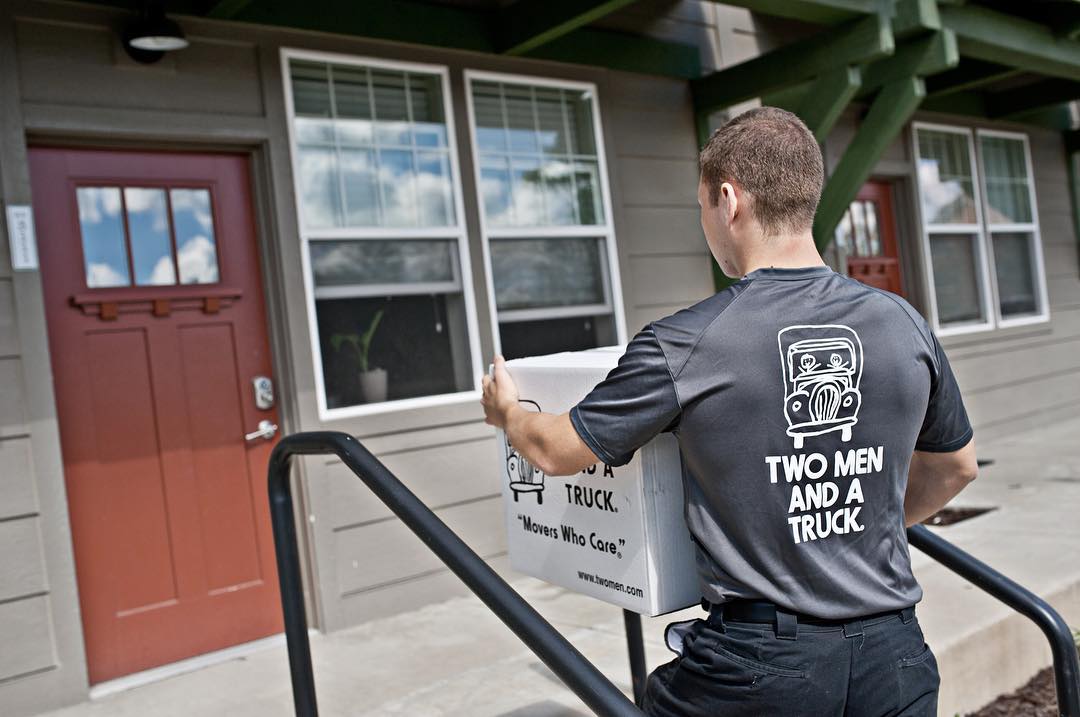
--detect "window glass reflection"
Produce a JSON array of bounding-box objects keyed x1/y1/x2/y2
[
  {"x1": 470, "y1": 80, "x2": 604, "y2": 228},
  {"x1": 310, "y1": 239, "x2": 456, "y2": 287},
  {"x1": 980, "y1": 135, "x2": 1032, "y2": 224},
  {"x1": 125, "y1": 188, "x2": 175, "y2": 286},
  {"x1": 490, "y1": 237, "x2": 606, "y2": 311},
  {"x1": 170, "y1": 189, "x2": 220, "y2": 284},
  {"x1": 992, "y1": 232, "x2": 1038, "y2": 317},
  {"x1": 929, "y1": 233, "x2": 985, "y2": 325},
  {"x1": 76, "y1": 187, "x2": 130, "y2": 288},
  {"x1": 917, "y1": 129, "x2": 979, "y2": 225},
  {"x1": 288, "y1": 60, "x2": 456, "y2": 230}
]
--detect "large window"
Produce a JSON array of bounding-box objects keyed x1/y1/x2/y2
[
  {"x1": 465, "y1": 71, "x2": 625, "y2": 360},
  {"x1": 283, "y1": 51, "x2": 481, "y2": 417},
  {"x1": 913, "y1": 124, "x2": 1048, "y2": 335}
]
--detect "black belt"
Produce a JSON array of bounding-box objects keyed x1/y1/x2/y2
[{"x1": 705, "y1": 598, "x2": 915, "y2": 628}]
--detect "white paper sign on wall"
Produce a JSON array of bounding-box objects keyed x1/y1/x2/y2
[{"x1": 6, "y1": 205, "x2": 39, "y2": 271}]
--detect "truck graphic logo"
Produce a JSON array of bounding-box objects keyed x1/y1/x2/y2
[
  {"x1": 778, "y1": 325, "x2": 863, "y2": 449},
  {"x1": 505, "y1": 399, "x2": 545, "y2": 504}
]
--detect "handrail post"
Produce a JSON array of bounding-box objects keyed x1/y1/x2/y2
[
  {"x1": 268, "y1": 444, "x2": 319, "y2": 717},
  {"x1": 907, "y1": 525, "x2": 1080, "y2": 716},
  {"x1": 623, "y1": 610, "x2": 647, "y2": 706},
  {"x1": 268, "y1": 432, "x2": 643, "y2": 717}
]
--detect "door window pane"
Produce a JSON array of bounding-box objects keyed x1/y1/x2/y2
[
  {"x1": 287, "y1": 59, "x2": 456, "y2": 230},
  {"x1": 980, "y1": 135, "x2": 1032, "y2": 224},
  {"x1": 76, "y1": 187, "x2": 130, "y2": 288},
  {"x1": 170, "y1": 189, "x2": 220, "y2": 284},
  {"x1": 125, "y1": 188, "x2": 175, "y2": 286},
  {"x1": 470, "y1": 79, "x2": 604, "y2": 227},
  {"x1": 916, "y1": 129, "x2": 979, "y2": 225},
  {"x1": 490, "y1": 237, "x2": 607, "y2": 311},
  {"x1": 992, "y1": 232, "x2": 1038, "y2": 317},
  {"x1": 929, "y1": 233, "x2": 985, "y2": 325}
]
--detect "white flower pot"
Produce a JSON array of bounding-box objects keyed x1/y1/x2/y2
[{"x1": 359, "y1": 368, "x2": 388, "y2": 404}]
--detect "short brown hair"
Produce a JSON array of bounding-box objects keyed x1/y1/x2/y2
[{"x1": 698, "y1": 107, "x2": 824, "y2": 236}]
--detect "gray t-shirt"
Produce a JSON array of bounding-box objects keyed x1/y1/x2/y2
[{"x1": 569, "y1": 265, "x2": 972, "y2": 619}]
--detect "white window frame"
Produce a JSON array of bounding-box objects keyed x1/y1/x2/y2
[
  {"x1": 974, "y1": 128, "x2": 1050, "y2": 329},
  {"x1": 281, "y1": 48, "x2": 484, "y2": 420},
  {"x1": 911, "y1": 121, "x2": 1049, "y2": 336},
  {"x1": 463, "y1": 69, "x2": 628, "y2": 355}
]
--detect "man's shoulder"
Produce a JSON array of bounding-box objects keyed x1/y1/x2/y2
[
  {"x1": 839, "y1": 276, "x2": 935, "y2": 346},
  {"x1": 649, "y1": 279, "x2": 753, "y2": 377}
]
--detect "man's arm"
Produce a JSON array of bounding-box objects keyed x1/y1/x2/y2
[
  {"x1": 903, "y1": 437, "x2": 978, "y2": 527},
  {"x1": 481, "y1": 355, "x2": 600, "y2": 476}
]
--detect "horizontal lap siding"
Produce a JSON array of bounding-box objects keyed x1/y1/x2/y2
[{"x1": 607, "y1": 74, "x2": 715, "y2": 332}]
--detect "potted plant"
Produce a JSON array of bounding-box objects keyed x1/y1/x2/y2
[{"x1": 331, "y1": 309, "x2": 386, "y2": 404}]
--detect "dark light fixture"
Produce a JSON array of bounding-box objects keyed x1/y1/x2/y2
[{"x1": 124, "y1": 0, "x2": 189, "y2": 64}]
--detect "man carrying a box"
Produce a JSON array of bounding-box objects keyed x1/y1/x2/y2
[{"x1": 481, "y1": 107, "x2": 977, "y2": 716}]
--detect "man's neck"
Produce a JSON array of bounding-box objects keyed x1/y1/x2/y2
[{"x1": 738, "y1": 232, "x2": 825, "y2": 276}]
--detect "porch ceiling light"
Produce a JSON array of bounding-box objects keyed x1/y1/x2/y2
[{"x1": 124, "y1": 2, "x2": 188, "y2": 62}]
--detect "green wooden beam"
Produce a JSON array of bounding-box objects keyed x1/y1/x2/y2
[
  {"x1": 920, "y1": 90, "x2": 987, "y2": 116},
  {"x1": 713, "y1": 0, "x2": 878, "y2": 25},
  {"x1": 498, "y1": 0, "x2": 640, "y2": 56},
  {"x1": 768, "y1": 30, "x2": 953, "y2": 129},
  {"x1": 526, "y1": 28, "x2": 700, "y2": 79},
  {"x1": 691, "y1": 13, "x2": 893, "y2": 114},
  {"x1": 924, "y1": 60, "x2": 1018, "y2": 97},
  {"x1": 985, "y1": 78, "x2": 1080, "y2": 118},
  {"x1": 891, "y1": 0, "x2": 941, "y2": 37},
  {"x1": 231, "y1": 0, "x2": 699, "y2": 78},
  {"x1": 813, "y1": 76, "x2": 926, "y2": 250},
  {"x1": 858, "y1": 30, "x2": 958, "y2": 97},
  {"x1": 940, "y1": 4, "x2": 1080, "y2": 82},
  {"x1": 796, "y1": 66, "x2": 863, "y2": 140},
  {"x1": 205, "y1": 0, "x2": 254, "y2": 19},
  {"x1": 716, "y1": 0, "x2": 936, "y2": 36}
]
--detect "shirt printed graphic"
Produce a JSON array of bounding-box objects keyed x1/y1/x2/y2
[{"x1": 778, "y1": 325, "x2": 863, "y2": 449}]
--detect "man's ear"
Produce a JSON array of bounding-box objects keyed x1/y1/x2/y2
[{"x1": 720, "y1": 181, "x2": 739, "y2": 224}]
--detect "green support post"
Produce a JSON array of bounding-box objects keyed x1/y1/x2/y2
[
  {"x1": 813, "y1": 77, "x2": 926, "y2": 251},
  {"x1": 795, "y1": 66, "x2": 863, "y2": 141}
]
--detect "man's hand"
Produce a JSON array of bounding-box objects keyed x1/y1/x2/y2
[
  {"x1": 479, "y1": 354, "x2": 600, "y2": 476},
  {"x1": 481, "y1": 355, "x2": 519, "y2": 430}
]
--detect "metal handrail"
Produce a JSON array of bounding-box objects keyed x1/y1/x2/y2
[
  {"x1": 267, "y1": 431, "x2": 644, "y2": 717},
  {"x1": 906, "y1": 524, "x2": 1080, "y2": 716},
  {"x1": 268, "y1": 431, "x2": 1080, "y2": 717}
]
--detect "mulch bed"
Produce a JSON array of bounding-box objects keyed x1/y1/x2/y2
[{"x1": 967, "y1": 667, "x2": 1058, "y2": 716}]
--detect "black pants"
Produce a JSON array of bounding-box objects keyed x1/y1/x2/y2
[{"x1": 641, "y1": 606, "x2": 940, "y2": 716}]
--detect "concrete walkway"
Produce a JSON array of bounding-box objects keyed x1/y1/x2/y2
[{"x1": 39, "y1": 418, "x2": 1080, "y2": 717}]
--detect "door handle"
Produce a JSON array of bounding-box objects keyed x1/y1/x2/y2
[{"x1": 245, "y1": 420, "x2": 278, "y2": 442}]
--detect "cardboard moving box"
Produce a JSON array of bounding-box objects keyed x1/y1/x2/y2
[{"x1": 495, "y1": 347, "x2": 700, "y2": 616}]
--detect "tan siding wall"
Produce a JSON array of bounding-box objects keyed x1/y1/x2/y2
[{"x1": 0, "y1": 6, "x2": 91, "y2": 715}]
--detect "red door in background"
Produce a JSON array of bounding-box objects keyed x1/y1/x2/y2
[
  {"x1": 838, "y1": 181, "x2": 904, "y2": 296},
  {"x1": 30, "y1": 147, "x2": 283, "y2": 683}
]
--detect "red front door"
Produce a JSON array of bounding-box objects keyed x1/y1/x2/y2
[
  {"x1": 30, "y1": 147, "x2": 283, "y2": 684},
  {"x1": 840, "y1": 180, "x2": 904, "y2": 296}
]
